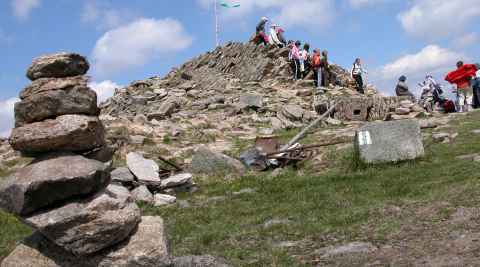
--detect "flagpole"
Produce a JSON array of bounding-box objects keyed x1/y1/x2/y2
[{"x1": 214, "y1": 0, "x2": 219, "y2": 47}]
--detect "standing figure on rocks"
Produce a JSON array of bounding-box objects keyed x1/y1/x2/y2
[
  {"x1": 445, "y1": 61, "x2": 478, "y2": 112},
  {"x1": 395, "y1": 75, "x2": 415, "y2": 99},
  {"x1": 254, "y1": 17, "x2": 269, "y2": 46},
  {"x1": 320, "y1": 50, "x2": 330, "y2": 87},
  {"x1": 289, "y1": 40, "x2": 302, "y2": 80},
  {"x1": 351, "y1": 58, "x2": 367, "y2": 94},
  {"x1": 300, "y1": 43, "x2": 311, "y2": 79},
  {"x1": 312, "y1": 49, "x2": 322, "y2": 90},
  {"x1": 470, "y1": 63, "x2": 480, "y2": 108},
  {"x1": 269, "y1": 24, "x2": 286, "y2": 48}
]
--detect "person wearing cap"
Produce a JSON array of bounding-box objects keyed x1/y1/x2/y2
[
  {"x1": 290, "y1": 40, "x2": 302, "y2": 80},
  {"x1": 255, "y1": 17, "x2": 269, "y2": 46},
  {"x1": 395, "y1": 75, "x2": 415, "y2": 99}
]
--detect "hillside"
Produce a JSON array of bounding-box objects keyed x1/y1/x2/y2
[{"x1": 1, "y1": 43, "x2": 478, "y2": 266}]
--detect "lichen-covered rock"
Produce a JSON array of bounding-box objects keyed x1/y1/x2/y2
[
  {"x1": 0, "y1": 153, "x2": 109, "y2": 215},
  {"x1": 23, "y1": 184, "x2": 140, "y2": 256},
  {"x1": 15, "y1": 77, "x2": 98, "y2": 126},
  {"x1": 9, "y1": 114, "x2": 105, "y2": 154},
  {"x1": 190, "y1": 146, "x2": 246, "y2": 177},
  {"x1": 173, "y1": 255, "x2": 233, "y2": 267},
  {"x1": 26, "y1": 52, "x2": 89, "y2": 81}
]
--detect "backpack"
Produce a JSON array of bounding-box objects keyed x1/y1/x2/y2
[
  {"x1": 444, "y1": 100, "x2": 456, "y2": 113},
  {"x1": 312, "y1": 54, "x2": 321, "y2": 67}
]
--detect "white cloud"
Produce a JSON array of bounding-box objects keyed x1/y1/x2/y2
[
  {"x1": 12, "y1": 0, "x2": 40, "y2": 20},
  {"x1": 373, "y1": 45, "x2": 464, "y2": 96},
  {"x1": 379, "y1": 45, "x2": 463, "y2": 80},
  {"x1": 92, "y1": 18, "x2": 193, "y2": 76},
  {"x1": 398, "y1": 0, "x2": 480, "y2": 40},
  {"x1": 197, "y1": 0, "x2": 336, "y2": 29},
  {"x1": 453, "y1": 32, "x2": 479, "y2": 49},
  {"x1": 81, "y1": 0, "x2": 136, "y2": 31},
  {"x1": 89, "y1": 80, "x2": 120, "y2": 103},
  {"x1": 0, "y1": 97, "x2": 19, "y2": 138}
]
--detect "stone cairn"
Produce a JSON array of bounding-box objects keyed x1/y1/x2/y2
[{"x1": 0, "y1": 53, "x2": 171, "y2": 266}]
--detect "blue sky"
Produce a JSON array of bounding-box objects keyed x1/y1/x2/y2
[{"x1": 0, "y1": 0, "x2": 479, "y2": 135}]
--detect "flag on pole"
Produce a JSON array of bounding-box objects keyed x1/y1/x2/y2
[{"x1": 220, "y1": 1, "x2": 240, "y2": 8}]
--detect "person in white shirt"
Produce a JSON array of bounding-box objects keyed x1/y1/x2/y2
[{"x1": 351, "y1": 58, "x2": 367, "y2": 94}]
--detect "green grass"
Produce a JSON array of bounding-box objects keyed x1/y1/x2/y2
[{"x1": 3, "y1": 112, "x2": 480, "y2": 265}]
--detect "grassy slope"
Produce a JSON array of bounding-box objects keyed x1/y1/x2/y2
[{"x1": 2, "y1": 112, "x2": 480, "y2": 265}]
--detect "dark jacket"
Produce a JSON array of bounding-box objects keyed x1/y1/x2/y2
[
  {"x1": 256, "y1": 21, "x2": 267, "y2": 34},
  {"x1": 277, "y1": 31, "x2": 286, "y2": 45},
  {"x1": 396, "y1": 81, "x2": 414, "y2": 97}
]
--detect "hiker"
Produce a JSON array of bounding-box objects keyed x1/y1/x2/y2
[
  {"x1": 312, "y1": 49, "x2": 322, "y2": 89},
  {"x1": 300, "y1": 43, "x2": 311, "y2": 78},
  {"x1": 269, "y1": 24, "x2": 286, "y2": 48},
  {"x1": 395, "y1": 75, "x2": 415, "y2": 99},
  {"x1": 471, "y1": 63, "x2": 480, "y2": 108},
  {"x1": 351, "y1": 58, "x2": 367, "y2": 94},
  {"x1": 254, "y1": 17, "x2": 269, "y2": 46},
  {"x1": 289, "y1": 41, "x2": 302, "y2": 80},
  {"x1": 419, "y1": 75, "x2": 442, "y2": 112},
  {"x1": 445, "y1": 61, "x2": 478, "y2": 112},
  {"x1": 320, "y1": 50, "x2": 330, "y2": 87}
]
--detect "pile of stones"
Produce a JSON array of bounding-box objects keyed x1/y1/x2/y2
[
  {"x1": 0, "y1": 53, "x2": 171, "y2": 266},
  {"x1": 111, "y1": 151, "x2": 197, "y2": 206}
]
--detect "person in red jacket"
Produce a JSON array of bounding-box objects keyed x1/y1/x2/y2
[{"x1": 445, "y1": 61, "x2": 478, "y2": 112}]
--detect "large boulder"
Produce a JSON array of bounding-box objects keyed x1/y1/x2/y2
[
  {"x1": 15, "y1": 78, "x2": 98, "y2": 126},
  {"x1": 190, "y1": 146, "x2": 246, "y2": 177},
  {"x1": 9, "y1": 114, "x2": 105, "y2": 154},
  {"x1": 126, "y1": 152, "x2": 160, "y2": 183},
  {"x1": 355, "y1": 120, "x2": 425, "y2": 164},
  {"x1": 238, "y1": 94, "x2": 263, "y2": 110},
  {"x1": 0, "y1": 154, "x2": 109, "y2": 216},
  {"x1": 26, "y1": 52, "x2": 90, "y2": 81},
  {"x1": 23, "y1": 184, "x2": 140, "y2": 256},
  {"x1": 20, "y1": 75, "x2": 88, "y2": 99},
  {"x1": 1, "y1": 217, "x2": 171, "y2": 267}
]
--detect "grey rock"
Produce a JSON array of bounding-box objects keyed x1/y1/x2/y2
[
  {"x1": 238, "y1": 94, "x2": 263, "y2": 109},
  {"x1": 15, "y1": 83, "x2": 98, "y2": 126},
  {"x1": 126, "y1": 152, "x2": 160, "y2": 183},
  {"x1": 1, "y1": 216, "x2": 171, "y2": 267},
  {"x1": 263, "y1": 219, "x2": 291, "y2": 228},
  {"x1": 355, "y1": 120, "x2": 424, "y2": 164},
  {"x1": 147, "y1": 99, "x2": 178, "y2": 120},
  {"x1": 432, "y1": 132, "x2": 451, "y2": 143},
  {"x1": 317, "y1": 242, "x2": 377, "y2": 258},
  {"x1": 111, "y1": 167, "x2": 135, "y2": 183},
  {"x1": 395, "y1": 107, "x2": 411, "y2": 115},
  {"x1": 190, "y1": 146, "x2": 246, "y2": 177},
  {"x1": 154, "y1": 88, "x2": 168, "y2": 98},
  {"x1": 232, "y1": 188, "x2": 255, "y2": 196},
  {"x1": 130, "y1": 135, "x2": 146, "y2": 145},
  {"x1": 24, "y1": 184, "x2": 140, "y2": 256},
  {"x1": 9, "y1": 115, "x2": 105, "y2": 154},
  {"x1": 0, "y1": 153, "x2": 109, "y2": 216},
  {"x1": 173, "y1": 255, "x2": 232, "y2": 267},
  {"x1": 83, "y1": 145, "x2": 115, "y2": 163},
  {"x1": 131, "y1": 185, "x2": 154, "y2": 204},
  {"x1": 161, "y1": 173, "x2": 193, "y2": 189},
  {"x1": 281, "y1": 105, "x2": 305, "y2": 121},
  {"x1": 26, "y1": 52, "x2": 90, "y2": 81},
  {"x1": 20, "y1": 75, "x2": 87, "y2": 99},
  {"x1": 154, "y1": 194, "x2": 176, "y2": 206}
]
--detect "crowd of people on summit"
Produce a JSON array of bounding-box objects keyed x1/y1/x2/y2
[{"x1": 253, "y1": 17, "x2": 480, "y2": 114}]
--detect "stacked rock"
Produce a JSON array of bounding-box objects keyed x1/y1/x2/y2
[{"x1": 0, "y1": 53, "x2": 171, "y2": 266}]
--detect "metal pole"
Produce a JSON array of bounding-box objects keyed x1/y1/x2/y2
[
  {"x1": 214, "y1": 0, "x2": 219, "y2": 47},
  {"x1": 280, "y1": 104, "x2": 336, "y2": 151}
]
